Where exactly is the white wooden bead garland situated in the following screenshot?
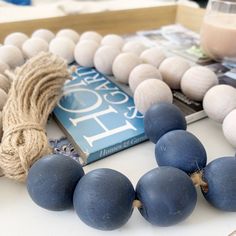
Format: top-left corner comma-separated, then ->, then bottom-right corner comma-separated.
0,28 -> 236,149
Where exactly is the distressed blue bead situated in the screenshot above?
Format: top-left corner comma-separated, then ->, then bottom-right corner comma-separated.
136,167 -> 197,226
155,130 -> 207,174
27,154 -> 84,211
144,103 -> 187,143
73,168 -> 135,231
202,156 -> 236,211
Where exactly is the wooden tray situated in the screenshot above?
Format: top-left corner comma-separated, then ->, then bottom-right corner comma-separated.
0,5 -> 205,42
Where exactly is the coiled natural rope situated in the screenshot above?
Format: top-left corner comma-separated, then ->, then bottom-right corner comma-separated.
0,52 -> 71,182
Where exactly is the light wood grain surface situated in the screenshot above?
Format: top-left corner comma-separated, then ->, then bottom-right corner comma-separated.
0,5 -> 178,42
176,5 -> 205,32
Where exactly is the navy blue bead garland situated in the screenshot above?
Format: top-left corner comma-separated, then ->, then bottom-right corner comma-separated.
26,102 -> 236,231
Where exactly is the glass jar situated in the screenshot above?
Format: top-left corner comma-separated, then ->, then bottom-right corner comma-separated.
200,0 -> 236,65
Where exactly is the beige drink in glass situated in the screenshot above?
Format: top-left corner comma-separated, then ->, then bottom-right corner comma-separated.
200,0 -> 236,64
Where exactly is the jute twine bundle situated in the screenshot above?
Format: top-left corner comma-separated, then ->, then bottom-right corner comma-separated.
0,52 -> 70,182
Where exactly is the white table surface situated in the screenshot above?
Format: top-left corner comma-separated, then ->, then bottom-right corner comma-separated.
0,117 -> 235,236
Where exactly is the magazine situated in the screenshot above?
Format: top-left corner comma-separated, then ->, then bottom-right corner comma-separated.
53,64 -> 146,166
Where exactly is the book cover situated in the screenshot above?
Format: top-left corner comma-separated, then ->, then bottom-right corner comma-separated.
53,64 -> 147,166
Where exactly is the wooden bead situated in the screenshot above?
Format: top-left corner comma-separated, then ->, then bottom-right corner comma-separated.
159,56 -> 190,89
32,29 -> 55,43
0,45 -> 24,69
94,45 -> 120,75
56,29 -> 80,44
112,52 -> 141,84
203,85 -> 236,123
74,40 -> 99,67
140,47 -> 166,68
0,111 -> 2,140
0,60 -> 10,74
22,38 -> 49,59
4,32 -> 29,50
80,31 -> 102,43
0,74 -> 11,93
101,34 -> 124,49
223,109 -> 236,147
134,79 -> 173,114
49,37 -> 75,64
181,66 -> 218,101
122,41 -> 147,56
129,64 -> 162,93
0,88 -> 7,110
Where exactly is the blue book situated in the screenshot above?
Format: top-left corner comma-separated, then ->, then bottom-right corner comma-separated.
53,64 -> 147,166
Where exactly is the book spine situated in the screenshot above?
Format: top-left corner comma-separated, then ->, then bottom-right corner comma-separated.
85,133 -> 147,165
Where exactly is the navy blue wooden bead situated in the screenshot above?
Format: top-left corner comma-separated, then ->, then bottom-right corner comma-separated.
136,166 -> 197,226
155,130 -> 207,174
27,154 -> 84,211
73,168 -> 135,231
202,156 -> 236,211
144,102 -> 187,143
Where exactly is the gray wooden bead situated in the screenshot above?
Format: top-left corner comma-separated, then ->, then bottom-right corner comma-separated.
112,52 -> 141,84
32,29 -> 55,43
0,74 -> 11,93
0,60 -> 10,74
80,31 -> 102,43
49,37 -> 75,64
140,47 -> 166,68
4,32 -> 29,50
203,85 -> 236,123
129,64 -> 162,93
74,39 -> 99,67
181,66 -> 218,101
223,109 -> 236,147
0,88 -> 7,110
122,41 -> 147,56
56,29 -> 80,44
0,45 -> 24,69
159,56 -> 190,89
94,45 -> 120,75
0,111 -> 2,141
134,79 -> 173,114
101,34 -> 124,49
22,38 -> 49,59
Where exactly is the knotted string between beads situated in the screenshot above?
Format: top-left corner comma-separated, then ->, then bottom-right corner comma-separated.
0,52 -> 71,182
